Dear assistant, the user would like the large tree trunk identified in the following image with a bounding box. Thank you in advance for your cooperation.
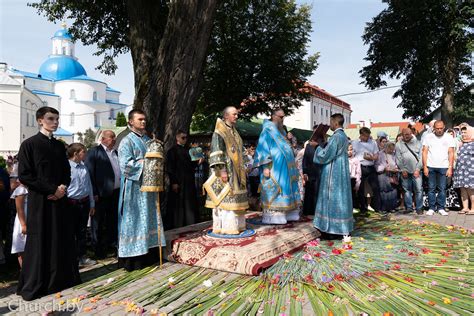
[126,0,168,111]
[129,0,218,152]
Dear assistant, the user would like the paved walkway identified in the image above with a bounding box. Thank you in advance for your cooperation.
[0,210,471,315]
[392,209,474,229]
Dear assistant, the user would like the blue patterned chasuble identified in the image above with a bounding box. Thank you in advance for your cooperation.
[313,128,354,235]
[117,132,165,258]
[254,119,301,212]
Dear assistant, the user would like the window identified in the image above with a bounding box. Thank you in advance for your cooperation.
[26,112,29,126]
[321,108,323,116]
[70,89,75,99]
[94,112,100,127]
[62,47,66,55]
[326,109,328,117]
[43,101,48,106]
[70,112,75,126]
[109,109,115,120]
[93,91,98,101]
[31,114,35,126]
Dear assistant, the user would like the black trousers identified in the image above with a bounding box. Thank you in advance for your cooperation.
[358,165,381,211]
[91,189,119,256]
[70,200,90,259]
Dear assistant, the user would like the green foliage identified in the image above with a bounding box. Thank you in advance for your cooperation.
[193,0,319,130]
[0,156,6,170]
[116,112,127,127]
[83,128,97,149]
[76,131,84,143]
[360,0,473,121]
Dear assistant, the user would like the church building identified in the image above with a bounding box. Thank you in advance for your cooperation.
[0,24,126,155]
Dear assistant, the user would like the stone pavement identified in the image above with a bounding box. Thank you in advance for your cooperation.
[0,210,471,315]
[392,209,474,230]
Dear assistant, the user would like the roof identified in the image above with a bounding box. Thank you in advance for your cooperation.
[39,55,87,81]
[304,83,352,111]
[58,74,105,84]
[53,127,73,137]
[348,122,424,133]
[53,28,72,40]
[106,86,121,93]
[0,72,21,86]
[345,126,401,141]
[9,68,52,81]
[31,90,60,97]
[106,100,127,106]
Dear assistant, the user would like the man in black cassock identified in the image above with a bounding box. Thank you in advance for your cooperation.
[17,107,80,301]
[165,130,200,229]
[302,126,323,216]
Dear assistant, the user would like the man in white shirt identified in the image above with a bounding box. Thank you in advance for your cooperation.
[422,120,455,216]
[85,130,121,258]
[352,127,381,212]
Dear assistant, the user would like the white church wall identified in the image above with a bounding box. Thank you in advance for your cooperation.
[106,91,120,102]
[0,86,22,155]
[24,77,54,93]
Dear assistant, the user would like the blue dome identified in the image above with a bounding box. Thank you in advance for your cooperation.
[38,55,87,81]
[53,28,72,40]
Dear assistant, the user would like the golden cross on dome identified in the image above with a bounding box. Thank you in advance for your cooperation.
[61,21,67,29]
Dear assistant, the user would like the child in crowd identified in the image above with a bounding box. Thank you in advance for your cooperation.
[11,180,28,267]
[348,143,361,209]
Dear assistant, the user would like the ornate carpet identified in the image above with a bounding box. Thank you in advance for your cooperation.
[166,214,320,275]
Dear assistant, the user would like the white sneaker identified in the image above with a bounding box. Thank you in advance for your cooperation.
[426,209,435,216]
[367,205,375,212]
[79,257,97,267]
[438,209,449,216]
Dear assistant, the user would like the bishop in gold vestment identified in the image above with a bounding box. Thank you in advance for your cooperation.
[204,109,249,235]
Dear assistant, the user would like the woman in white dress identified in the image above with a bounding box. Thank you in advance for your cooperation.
[11,182,28,267]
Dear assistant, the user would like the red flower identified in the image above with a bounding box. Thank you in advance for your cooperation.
[421,248,432,254]
[327,284,335,291]
[368,283,375,289]
[331,248,342,255]
[342,244,352,250]
[314,252,322,258]
[283,253,293,259]
[399,248,408,253]
[327,241,334,247]
[404,277,414,283]
[408,252,417,257]
[304,274,314,283]
[334,274,344,282]
[402,237,411,241]
[392,264,401,270]
[440,259,447,263]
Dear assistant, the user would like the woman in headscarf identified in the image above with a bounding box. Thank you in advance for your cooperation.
[375,142,400,212]
[453,125,474,214]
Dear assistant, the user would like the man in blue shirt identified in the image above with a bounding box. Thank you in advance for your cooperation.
[66,143,96,267]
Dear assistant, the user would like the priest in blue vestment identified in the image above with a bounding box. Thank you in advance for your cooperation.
[254,109,301,224]
[311,113,353,238]
[117,110,165,271]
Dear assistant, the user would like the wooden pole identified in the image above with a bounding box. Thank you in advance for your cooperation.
[156,194,163,268]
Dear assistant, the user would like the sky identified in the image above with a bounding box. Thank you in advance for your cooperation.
[0,0,407,124]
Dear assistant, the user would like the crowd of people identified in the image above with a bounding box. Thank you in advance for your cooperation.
[0,105,472,301]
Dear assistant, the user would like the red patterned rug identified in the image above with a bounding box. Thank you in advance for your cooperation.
[166,214,320,275]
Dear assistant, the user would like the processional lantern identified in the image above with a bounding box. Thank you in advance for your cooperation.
[140,138,165,267]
